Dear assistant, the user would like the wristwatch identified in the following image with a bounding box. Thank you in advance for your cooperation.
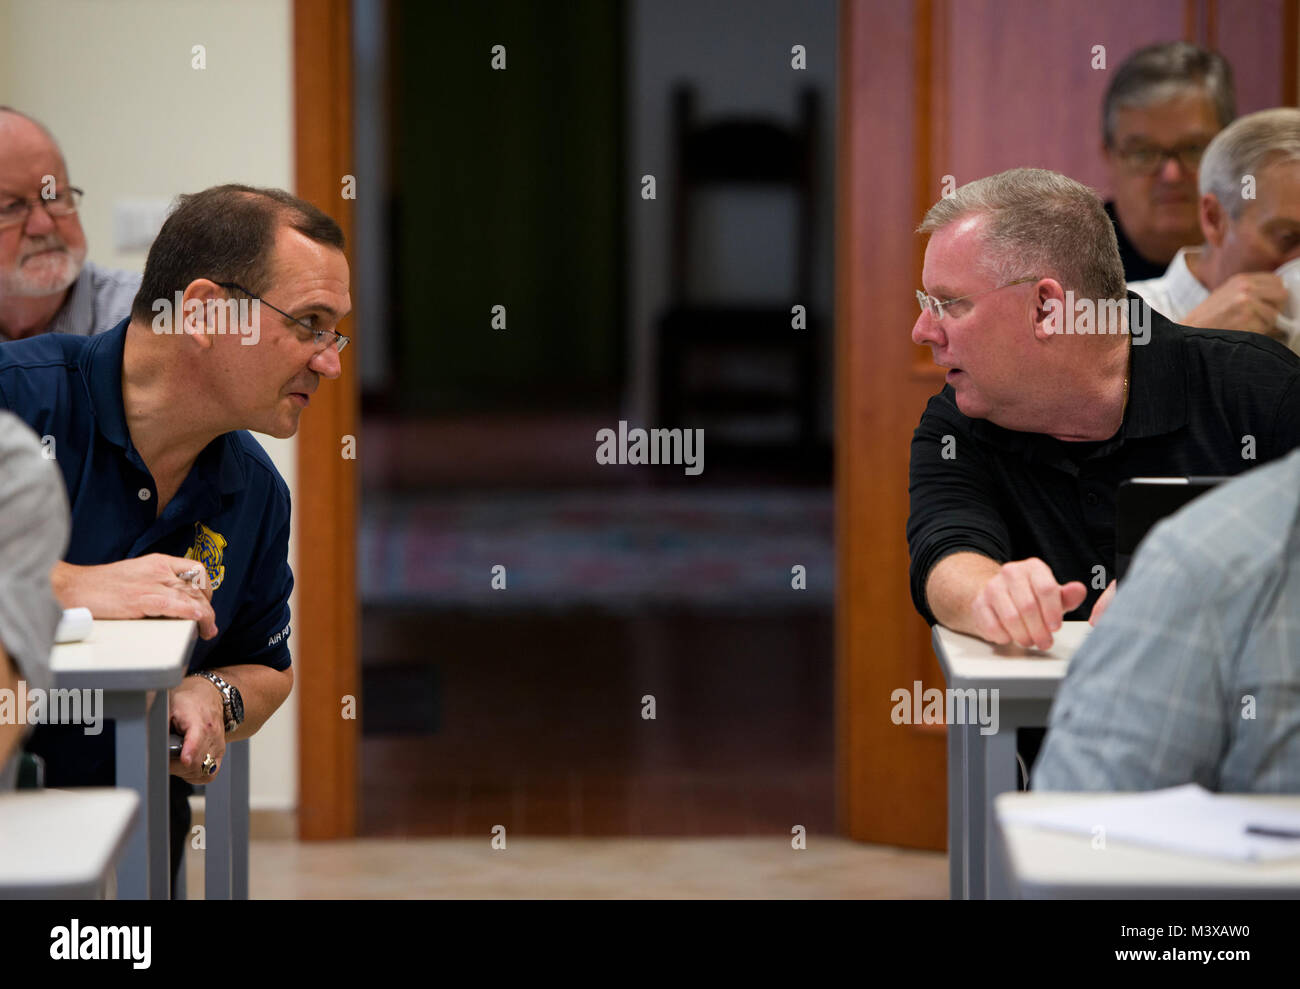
[190,670,245,733]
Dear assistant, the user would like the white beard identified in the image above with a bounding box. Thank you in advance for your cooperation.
[0,241,86,299]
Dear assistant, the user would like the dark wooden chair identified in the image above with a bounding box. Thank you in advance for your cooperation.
[656,84,823,474]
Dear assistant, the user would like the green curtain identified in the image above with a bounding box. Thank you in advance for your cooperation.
[393,0,624,413]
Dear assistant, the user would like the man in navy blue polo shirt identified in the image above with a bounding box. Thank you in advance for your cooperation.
[0,183,350,890]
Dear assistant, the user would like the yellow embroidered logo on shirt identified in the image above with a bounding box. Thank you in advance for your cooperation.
[185,522,227,590]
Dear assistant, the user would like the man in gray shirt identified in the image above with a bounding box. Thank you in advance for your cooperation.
[0,107,139,342]
[1034,447,1300,793]
[0,411,69,789]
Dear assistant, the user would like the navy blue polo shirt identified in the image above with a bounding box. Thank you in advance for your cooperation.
[0,319,293,783]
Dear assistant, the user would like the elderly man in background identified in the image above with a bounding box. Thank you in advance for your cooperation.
[0,107,139,342]
[1128,107,1300,349]
[907,168,1300,653]
[1100,42,1235,282]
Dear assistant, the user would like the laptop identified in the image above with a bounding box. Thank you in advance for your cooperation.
[1115,477,1227,580]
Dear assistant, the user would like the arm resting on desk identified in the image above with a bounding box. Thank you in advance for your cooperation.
[927,552,1088,650]
[925,551,1003,637]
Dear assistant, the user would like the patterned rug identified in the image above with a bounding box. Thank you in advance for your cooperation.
[359,488,833,612]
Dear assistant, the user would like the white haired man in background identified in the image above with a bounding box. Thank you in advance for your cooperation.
[1128,107,1300,351]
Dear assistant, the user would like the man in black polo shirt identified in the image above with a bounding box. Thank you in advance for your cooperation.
[908,168,1300,652]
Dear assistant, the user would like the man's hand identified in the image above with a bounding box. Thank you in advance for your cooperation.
[1088,579,1117,626]
[51,554,217,639]
[970,558,1087,650]
[1183,272,1289,339]
[169,675,226,783]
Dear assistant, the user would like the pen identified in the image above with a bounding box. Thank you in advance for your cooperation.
[1245,825,1300,839]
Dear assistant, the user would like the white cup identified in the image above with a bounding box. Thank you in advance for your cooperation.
[1275,257,1300,353]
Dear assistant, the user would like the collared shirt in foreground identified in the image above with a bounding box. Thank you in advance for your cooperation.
[18,260,141,341]
[907,297,1300,626]
[1034,447,1300,793]
[0,319,293,784]
[0,412,69,791]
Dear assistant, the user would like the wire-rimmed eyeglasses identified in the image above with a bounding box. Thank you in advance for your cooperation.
[916,276,1039,321]
[215,281,349,353]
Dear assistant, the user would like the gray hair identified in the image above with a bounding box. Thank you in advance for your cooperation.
[1102,42,1235,147]
[917,168,1126,302]
[1199,107,1300,219]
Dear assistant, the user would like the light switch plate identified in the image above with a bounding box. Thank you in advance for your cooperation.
[112,198,172,252]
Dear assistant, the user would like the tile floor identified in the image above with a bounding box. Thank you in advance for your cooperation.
[184,835,949,899]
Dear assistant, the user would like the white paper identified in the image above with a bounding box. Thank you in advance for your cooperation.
[1004,784,1300,861]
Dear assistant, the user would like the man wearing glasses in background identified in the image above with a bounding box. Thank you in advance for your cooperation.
[0,184,350,895]
[0,107,140,341]
[1100,43,1235,283]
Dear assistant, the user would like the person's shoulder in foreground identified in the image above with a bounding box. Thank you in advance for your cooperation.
[0,411,69,787]
[1033,447,1300,793]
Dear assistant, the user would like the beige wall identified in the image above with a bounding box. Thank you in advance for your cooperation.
[1,0,297,811]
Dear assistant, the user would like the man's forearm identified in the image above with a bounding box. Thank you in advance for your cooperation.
[924,551,1002,634]
[210,663,294,741]
[49,561,75,607]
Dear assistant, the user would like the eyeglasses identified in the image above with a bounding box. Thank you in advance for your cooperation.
[0,186,83,230]
[1114,143,1208,175]
[916,276,1038,321]
[215,281,349,353]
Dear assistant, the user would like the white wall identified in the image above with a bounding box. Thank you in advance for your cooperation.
[1,0,297,811]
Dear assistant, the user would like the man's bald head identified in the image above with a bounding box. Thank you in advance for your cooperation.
[0,107,65,169]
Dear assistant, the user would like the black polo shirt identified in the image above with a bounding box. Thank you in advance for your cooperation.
[1105,201,1169,283]
[0,319,293,785]
[907,300,1300,626]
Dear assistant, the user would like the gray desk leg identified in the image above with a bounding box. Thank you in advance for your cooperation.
[203,755,233,900]
[230,741,250,899]
[109,691,168,900]
[202,740,250,899]
[983,701,1048,899]
[965,721,987,899]
[947,721,966,900]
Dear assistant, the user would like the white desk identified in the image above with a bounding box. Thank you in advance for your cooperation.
[933,621,1091,900]
[996,792,1300,898]
[0,788,139,898]
[50,619,196,899]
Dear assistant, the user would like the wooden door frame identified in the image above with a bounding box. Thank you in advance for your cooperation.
[293,0,358,840]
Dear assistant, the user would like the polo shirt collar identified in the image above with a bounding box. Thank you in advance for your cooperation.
[1121,293,1187,439]
[81,317,132,451]
[967,292,1187,455]
[79,317,249,498]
